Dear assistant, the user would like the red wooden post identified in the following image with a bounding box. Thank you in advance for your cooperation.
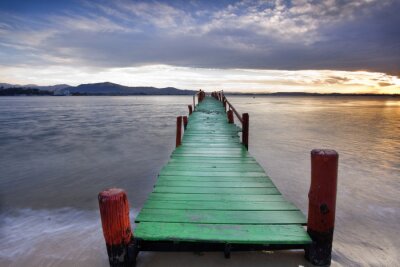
[176,116,182,147]
[98,188,135,267]
[242,113,249,150]
[227,110,234,123]
[183,116,188,130]
[305,149,338,266]
[188,105,193,115]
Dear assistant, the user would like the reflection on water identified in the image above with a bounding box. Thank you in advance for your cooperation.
[0,96,399,266]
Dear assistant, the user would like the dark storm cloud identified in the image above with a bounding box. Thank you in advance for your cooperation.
[0,0,399,75]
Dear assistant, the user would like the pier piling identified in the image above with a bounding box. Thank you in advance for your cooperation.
[98,188,135,267]
[242,113,249,150]
[176,116,182,147]
[183,116,188,130]
[306,149,338,266]
[227,110,234,123]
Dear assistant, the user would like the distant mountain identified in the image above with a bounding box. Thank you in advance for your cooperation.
[0,83,71,91]
[67,82,195,95]
[0,83,15,88]
[0,82,195,95]
[0,88,53,96]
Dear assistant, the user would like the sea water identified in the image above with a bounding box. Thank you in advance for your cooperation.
[0,96,399,266]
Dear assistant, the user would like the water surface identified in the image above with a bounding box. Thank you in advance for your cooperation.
[0,96,399,266]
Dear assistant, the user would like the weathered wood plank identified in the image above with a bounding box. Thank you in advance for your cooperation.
[136,209,307,225]
[155,180,274,188]
[157,176,271,182]
[148,193,285,202]
[162,165,264,172]
[159,170,266,177]
[153,186,279,194]
[143,200,298,211]
[168,158,256,164]
[135,223,311,244]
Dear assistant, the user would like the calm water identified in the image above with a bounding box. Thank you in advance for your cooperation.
[0,96,399,266]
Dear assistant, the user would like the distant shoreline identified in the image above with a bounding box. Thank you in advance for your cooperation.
[1,82,398,97]
[0,87,398,97]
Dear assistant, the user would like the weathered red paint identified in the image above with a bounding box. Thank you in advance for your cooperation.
[98,188,132,246]
[188,105,193,115]
[176,116,182,147]
[306,149,338,266]
[308,149,338,232]
[242,113,249,150]
[227,110,234,123]
[183,116,188,130]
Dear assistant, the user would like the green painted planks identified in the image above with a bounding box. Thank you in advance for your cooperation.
[153,186,279,194]
[168,158,256,164]
[176,147,246,152]
[157,176,271,182]
[135,223,311,244]
[181,143,242,147]
[165,162,263,167]
[162,168,263,173]
[143,200,298,211]
[155,180,274,188]
[159,170,266,177]
[148,193,285,202]
[136,209,307,225]
[165,162,263,168]
[171,154,252,158]
[182,139,240,143]
[173,151,247,156]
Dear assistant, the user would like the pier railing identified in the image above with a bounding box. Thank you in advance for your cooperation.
[211,90,249,150]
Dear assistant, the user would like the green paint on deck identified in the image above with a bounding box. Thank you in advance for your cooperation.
[135,223,310,244]
[135,96,311,245]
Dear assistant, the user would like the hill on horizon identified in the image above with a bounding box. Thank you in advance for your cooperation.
[0,82,196,95]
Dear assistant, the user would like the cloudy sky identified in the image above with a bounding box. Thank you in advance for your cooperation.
[0,0,399,93]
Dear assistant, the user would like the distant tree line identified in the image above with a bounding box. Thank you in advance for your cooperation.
[0,87,53,96]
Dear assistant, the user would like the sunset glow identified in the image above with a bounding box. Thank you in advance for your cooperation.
[1,64,399,94]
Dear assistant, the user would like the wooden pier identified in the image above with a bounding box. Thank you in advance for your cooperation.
[98,91,338,266]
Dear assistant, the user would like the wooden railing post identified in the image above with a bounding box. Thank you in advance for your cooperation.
[98,188,136,267]
[176,116,182,147]
[227,110,234,123]
[305,149,338,266]
[242,113,249,150]
[223,98,227,111]
[183,116,188,130]
[188,105,193,115]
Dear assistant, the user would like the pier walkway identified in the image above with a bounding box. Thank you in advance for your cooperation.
[134,96,311,252]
